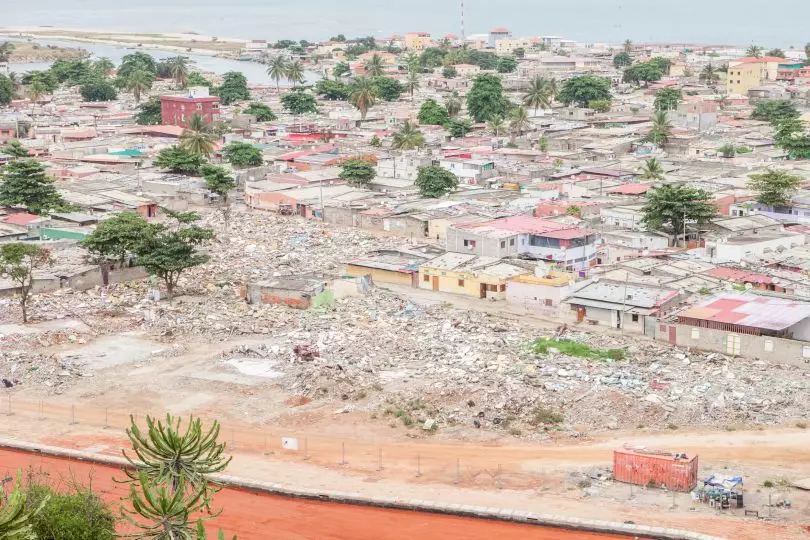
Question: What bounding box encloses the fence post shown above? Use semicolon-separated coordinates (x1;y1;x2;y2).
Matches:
38;400;44;420
496;464;502;489
104;408;109;429
377;448;382;472
416;453;421;477
5;395;12;416
340;442;346;465
303;438;309;461
230;429;235;450
454;458;460;484
70;404;77;425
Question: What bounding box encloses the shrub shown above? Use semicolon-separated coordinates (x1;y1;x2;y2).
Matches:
532;407;564;425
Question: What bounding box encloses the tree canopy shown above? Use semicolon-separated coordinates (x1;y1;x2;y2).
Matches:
0;159;65;214
466;74;510;122
222;141;263;167
623;61;663;85
448;117;473;138
773;117;810;159
201;164;237;203
349;77;377;119
215;71;250;105
417;99;450;126
0;243;52;322
0;74;14;106
79;79;117;102
372;76;404;101
751;100;799;123
23;484;116;540
557;75;611;107
496;57;518;73
747;168;805;207
153;146;206;175
391;121;425;150
415;165;459;198
243;102;277;121
134;98;162;125
118;51;158;79
339;159;377;187
314;79;350;100
641;184;718;242
1;140;30;158
281;90;318;115
653;87;683;111
642;110;674;147
613;52;632;68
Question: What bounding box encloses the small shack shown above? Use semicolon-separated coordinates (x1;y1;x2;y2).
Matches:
613;447;698;492
242;278;333;309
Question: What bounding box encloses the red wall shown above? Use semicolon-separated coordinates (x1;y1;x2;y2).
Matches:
160;97;221;128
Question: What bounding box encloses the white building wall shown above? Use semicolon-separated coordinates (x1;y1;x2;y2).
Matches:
708;235;806;263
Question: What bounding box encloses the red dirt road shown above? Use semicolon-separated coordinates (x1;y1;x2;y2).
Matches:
0;447;635;540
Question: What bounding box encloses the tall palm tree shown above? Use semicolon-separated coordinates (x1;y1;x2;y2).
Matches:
391;120;425;150
286;60;305;88
405;71;420;101
509;106;531;139
488;115;506;136
266;56;289;91
644;110;673;147
445;91;462;117
126;68;154;102
27;80;46;104
94;57;115;77
523;75;553;115
169;56;189;88
623;39;633;53
365;53;385;77
545;77;559;101
638;157;665;180
349;76;377;120
179;113;217;157
745;45;764;58
700;63;720;85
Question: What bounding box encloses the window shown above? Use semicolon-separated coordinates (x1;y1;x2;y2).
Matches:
423;274;430;282
631;314;639;322
463;239;477;248
691;328;700;340
544;299;553;307
500;241;506;248
499;284;506;292
510;238;515;246
458;279;465;287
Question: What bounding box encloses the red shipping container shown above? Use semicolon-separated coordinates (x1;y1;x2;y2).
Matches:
613;448;698;492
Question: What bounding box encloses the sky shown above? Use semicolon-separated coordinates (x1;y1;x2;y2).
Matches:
2;0;808;48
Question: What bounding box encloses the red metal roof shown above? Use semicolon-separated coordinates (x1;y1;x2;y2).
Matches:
276;145;335;161
4;213;42;225
734;56;785;64
704;267;773;285
607;183;651;195
678;293;810;330
464;215;594;238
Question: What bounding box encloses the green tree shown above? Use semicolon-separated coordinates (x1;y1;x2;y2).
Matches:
405;71;420;100
153;146;205;175
281;91;318;115
650;57;672;75
718;143;736;158
417;99;450;126
50;59;93;86
467;74;510;122
745;45;764;58
613;52;632;68
623;61;663;85
332;61;351;78
641;184;718;244
653;87;683;111
419;47;448;69
243;102;277;121
391;120;425;150
22;70;58;93
215;71;250;105
372;76;404;101
487;115;507;136
118;52;157;79
0;243;52;322
623;39;633;54
638;157;665;180
0;159;64;213
751;100;799;123
444;91;462;117
1;140;30;158
643;110;674;146
28;79;47;103
523;75;553;115
557;75;612;107
81;211;152;287
0;42;15;63
125;68;155;102
514;47;526;59
24;484;115;540
766;48;785;58
442;65;458;78
415;165;459;198
369;134;382;147
163;56;188;88
448;117;473;138
92;57;115;78
339;159;377;186
806;43;810;62
180;113;217;157
509;106;531;139
699;63;720;84
365;53;385;76
0;75;12;106
285;60;305;87
0;471;41;538
588;99;611;113
187;72;213;88
349;77;377;119
222;141;263;168
747;168;805;207
773;117;810;159
201;164;237;208
314;79;350;100
497;57;518;73
79;79;117;101
566;205;582;218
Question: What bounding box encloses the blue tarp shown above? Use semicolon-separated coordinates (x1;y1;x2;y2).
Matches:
703;474;743;490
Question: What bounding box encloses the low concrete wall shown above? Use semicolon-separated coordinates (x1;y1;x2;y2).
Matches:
0;265;149;298
671;323;810;366
0;438;721;540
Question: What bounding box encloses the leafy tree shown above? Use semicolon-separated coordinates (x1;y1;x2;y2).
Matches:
523;75;553;115
349;77;377;119
333;61;351;78
187;72;213;88
24;484;115;540
444;91;462;117
718;143;736;158
538;135;549;152
365;53;385;76
285;60;305;87
653;87;683;111
0;159;64;213
745;45;764;58
222;141;262;167
0;41;15;63
419;47;448;69
391;120;425;150
650;57;673;75
467;74;510;122
1;140;30;158
588;99;611;113
125;68;155;102
415;165;459;198
331;34;347;42
167;56;189;88
766;48;785;58
281;91;318;115
566;205;582;218
153;146;205;175
417;99;450;126
339;159;376;186
22;70;58;93
369;134;382;147
50;59;94;86
28;79;47;103
643;110;674;146
266;55;288;91
405;71;420;100
314;79;350;100
372;76;403;101
448;117;473;138
623;61;663;85
180;113;217;157
215;71;250;105
613;52;632;68
118;52;157;79
747;168;805;207
514;47;526;59
0;471;40;538
81;211;152;287
699;63;720;84
623;39;633;53
557;75;612;107
638;157;665;180
641;184;718;243
0;243;52;322
773;117;810;159
751;100;799;123
488;115;507;136
497;57;518;73
201;164;237;205
243;102;277;121
0;75;12;106
79;79;117;101
442;65;457;78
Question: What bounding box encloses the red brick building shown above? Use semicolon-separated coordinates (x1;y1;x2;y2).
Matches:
160;89;220;128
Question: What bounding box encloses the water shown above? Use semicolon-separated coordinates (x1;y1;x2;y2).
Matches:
1;0;808;47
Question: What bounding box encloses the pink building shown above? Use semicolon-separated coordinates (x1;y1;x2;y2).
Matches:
160;88;220;128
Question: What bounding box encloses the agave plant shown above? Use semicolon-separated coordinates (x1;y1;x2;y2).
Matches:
0;471;44;540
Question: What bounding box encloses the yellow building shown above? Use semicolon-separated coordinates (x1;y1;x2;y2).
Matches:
344;248;444;287
405;32;433;51
726;56;782;96
418;253;529;299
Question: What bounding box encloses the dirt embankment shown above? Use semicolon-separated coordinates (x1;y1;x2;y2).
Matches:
5;41;89;63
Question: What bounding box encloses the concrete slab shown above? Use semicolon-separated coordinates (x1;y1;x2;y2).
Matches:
58;334;165;369
0;319;91;336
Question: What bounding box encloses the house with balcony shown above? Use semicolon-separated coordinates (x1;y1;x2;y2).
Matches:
438;158;497;185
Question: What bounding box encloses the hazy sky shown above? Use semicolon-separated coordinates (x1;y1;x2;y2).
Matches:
2;0;808;47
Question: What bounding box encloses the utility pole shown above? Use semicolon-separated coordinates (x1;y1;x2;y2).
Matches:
460;0;466;42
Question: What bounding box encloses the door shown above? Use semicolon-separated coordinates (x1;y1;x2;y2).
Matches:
616;311;622;329
668;326;677;345
726;334;741;355
432;276;439;291
576;307;586;322
480;283;487;298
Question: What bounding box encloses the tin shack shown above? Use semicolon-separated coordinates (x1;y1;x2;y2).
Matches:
613;447;698;492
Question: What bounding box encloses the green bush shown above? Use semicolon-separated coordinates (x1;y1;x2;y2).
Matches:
25;485;116;540
531;407;564;425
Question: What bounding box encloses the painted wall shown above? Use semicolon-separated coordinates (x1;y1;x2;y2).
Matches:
345;265;413;287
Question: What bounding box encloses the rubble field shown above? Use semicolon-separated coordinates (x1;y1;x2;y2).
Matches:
1;209;808;438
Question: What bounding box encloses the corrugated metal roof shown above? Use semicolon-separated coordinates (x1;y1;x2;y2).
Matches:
678;293;810;330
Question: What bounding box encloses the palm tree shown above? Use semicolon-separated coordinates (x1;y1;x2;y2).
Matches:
488;115;506;136
403;52;420;73
509;106;531;141
638;157;665;180
445;91;462;117
266;56;289;91
365;53;385;76
391;120;425;150
349;76;377;120
523;75;553;115
699;63;719;85
179;113;217;157
644;110;673;147
94;57;115;77
745;45;764;58
623;39;633;54
169;56;189;88
286;60;305;88
126;68;154;103
405;71;420;101
27;80;46;104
